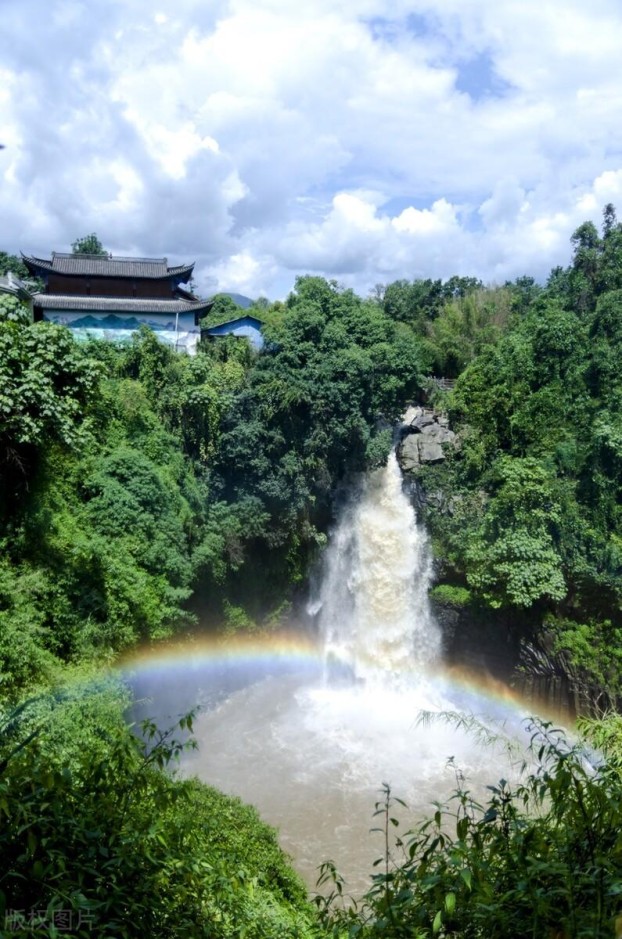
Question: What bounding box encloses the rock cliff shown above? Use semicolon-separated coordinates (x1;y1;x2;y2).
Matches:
397;406;458;470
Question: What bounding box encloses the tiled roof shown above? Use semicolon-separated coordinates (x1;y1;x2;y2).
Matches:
22;253;194;281
33;294;213;314
204;315;265;331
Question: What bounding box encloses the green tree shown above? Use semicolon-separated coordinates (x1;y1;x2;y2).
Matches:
464;458;566;608
0;252;30;279
71;233;107;256
0;294;30;326
0;321;100;510
425;287;514;377
201;293;244;327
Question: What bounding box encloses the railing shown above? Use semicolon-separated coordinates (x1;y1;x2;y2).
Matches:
430;377;456;391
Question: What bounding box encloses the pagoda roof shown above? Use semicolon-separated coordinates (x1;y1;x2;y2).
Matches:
22;253;194;282
33;294;213;316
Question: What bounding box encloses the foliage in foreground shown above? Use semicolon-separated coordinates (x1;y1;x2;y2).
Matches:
0;686;319;938
319;720;622;939
4;688;622;938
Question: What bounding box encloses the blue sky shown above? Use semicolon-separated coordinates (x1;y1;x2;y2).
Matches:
1;0;622;299
454;51;514;101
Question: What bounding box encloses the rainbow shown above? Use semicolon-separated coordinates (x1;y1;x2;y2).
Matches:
118;630;322;676
115;630;565;727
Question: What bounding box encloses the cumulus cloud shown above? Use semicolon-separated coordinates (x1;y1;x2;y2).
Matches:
1;0;622;298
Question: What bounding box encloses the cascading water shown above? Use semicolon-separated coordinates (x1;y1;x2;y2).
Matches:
129;452;529;891
318;450;440;681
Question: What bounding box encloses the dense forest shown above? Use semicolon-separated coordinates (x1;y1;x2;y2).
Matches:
1;207;622;936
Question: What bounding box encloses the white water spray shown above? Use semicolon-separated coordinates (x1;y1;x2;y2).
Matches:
317;451;441;680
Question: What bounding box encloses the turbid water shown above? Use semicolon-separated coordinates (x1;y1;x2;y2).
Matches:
125;454;533;893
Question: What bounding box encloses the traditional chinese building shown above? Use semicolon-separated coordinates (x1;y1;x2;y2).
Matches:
22;252;214;354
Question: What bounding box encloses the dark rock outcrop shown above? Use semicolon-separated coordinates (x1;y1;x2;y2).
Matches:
397;406;458;469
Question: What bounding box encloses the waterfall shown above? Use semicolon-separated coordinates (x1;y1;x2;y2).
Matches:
173;451;529;892
317;451;441;682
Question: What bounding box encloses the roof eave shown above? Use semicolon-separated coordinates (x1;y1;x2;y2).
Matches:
21;254;196;282
31;294;215;314
21;254;53;277
168;263;195;284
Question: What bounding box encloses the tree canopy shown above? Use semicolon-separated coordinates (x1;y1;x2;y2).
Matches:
71;233;107;255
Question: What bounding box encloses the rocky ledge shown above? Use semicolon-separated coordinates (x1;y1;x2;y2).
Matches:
397;405;458;470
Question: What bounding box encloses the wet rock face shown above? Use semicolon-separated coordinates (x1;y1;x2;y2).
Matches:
397;407;457;469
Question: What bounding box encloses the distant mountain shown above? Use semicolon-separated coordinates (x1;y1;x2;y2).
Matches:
221;292;254;309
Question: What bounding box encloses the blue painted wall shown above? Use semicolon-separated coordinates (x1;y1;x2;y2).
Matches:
205;316;264;351
41;310;201;354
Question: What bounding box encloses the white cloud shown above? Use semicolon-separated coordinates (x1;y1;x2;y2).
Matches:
1;0;622;298
392;199;459;236
209;251;262;293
